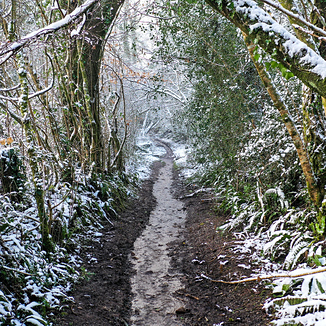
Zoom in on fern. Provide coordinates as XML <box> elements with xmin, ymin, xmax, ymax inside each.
<box><xmin>284</xmin><ymin>240</ymin><xmax>309</xmax><ymax>270</ymax></box>
<box><xmin>272</xmin><ymin>296</ymin><xmax>308</xmax><ymax>307</ymax></box>
<box><xmin>263</xmin><ymin>231</ymin><xmax>291</xmax><ymax>257</ymax></box>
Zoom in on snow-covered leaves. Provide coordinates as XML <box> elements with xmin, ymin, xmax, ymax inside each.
<box><xmin>0</xmin><ymin>164</ymin><xmax>133</xmax><ymax>324</ymax></box>
<box><xmin>0</xmin><ymin>195</ymin><xmax>79</xmax><ymax>324</ymax></box>
<box><xmin>265</xmin><ymin>269</ymin><xmax>326</xmax><ymax>325</ymax></box>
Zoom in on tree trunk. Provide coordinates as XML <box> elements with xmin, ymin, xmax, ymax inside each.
<box><xmin>243</xmin><ymin>34</ymin><xmax>321</xmax><ymax>206</ymax></box>
<box><xmin>61</xmin><ymin>0</ymin><xmax>124</xmax><ymax>174</ymax></box>
<box><xmin>18</xmin><ymin>54</ymin><xmax>53</xmax><ymax>252</ymax></box>
<box><xmin>243</xmin><ymin>33</ymin><xmax>326</xmax><ymax>236</ymax></box>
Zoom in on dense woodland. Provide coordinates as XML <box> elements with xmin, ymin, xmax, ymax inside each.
<box><xmin>2</xmin><ymin>0</ymin><xmax>326</xmax><ymax>324</ymax></box>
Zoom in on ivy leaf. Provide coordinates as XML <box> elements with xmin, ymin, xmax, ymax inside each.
<box><xmin>284</xmin><ymin>71</ymin><xmax>294</xmax><ymax>80</ymax></box>
<box><xmin>0</xmin><ymin>223</ymin><xmax>10</xmax><ymax>233</ymax></box>
<box><xmin>280</xmin><ymin>66</ymin><xmax>288</xmax><ymax>77</ymax></box>
<box><xmin>253</xmin><ymin>52</ymin><xmax>260</xmax><ymax>61</ymax></box>
<box><xmin>270</xmin><ymin>61</ymin><xmax>278</xmax><ymax>68</ymax></box>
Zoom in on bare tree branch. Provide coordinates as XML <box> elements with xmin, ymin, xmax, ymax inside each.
<box><xmin>28</xmin><ymin>53</ymin><xmax>55</xmax><ymax>100</ymax></box>
<box><xmin>0</xmin><ymin>53</ymin><xmax>55</xmax><ymax>101</ymax></box>
<box><xmin>0</xmin><ymin>0</ymin><xmax>99</xmax><ymax>64</ymax></box>
<box><xmin>0</xmin><ymin>84</ymin><xmax>20</xmax><ymax>92</ymax></box>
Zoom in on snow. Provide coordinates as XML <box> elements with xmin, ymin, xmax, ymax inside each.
<box><xmin>170</xmin><ymin>141</ymin><xmax>196</xmax><ymax>178</ymax></box>
<box><xmin>0</xmin><ymin>0</ymin><xmax>99</xmax><ymax>61</ymax></box>
<box><xmin>130</xmin><ymin>135</ymin><xmax>165</xmax><ymax>179</ymax></box>
<box><xmin>234</xmin><ymin>0</ymin><xmax>326</xmax><ymax>78</ymax></box>
<box><xmin>128</xmin><ymin>134</ymin><xmax>194</xmax><ymax>180</ymax></box>
<box><xmin>226</xmin><ymin>227</ymin><xmax>326</xmax><ymax>326</ymax></box>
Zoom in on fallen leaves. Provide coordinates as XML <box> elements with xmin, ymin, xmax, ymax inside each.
<box><xmin>0</xmin><ymin>137</ymin><xmax>14</xmax><ymax>146</ymax></box>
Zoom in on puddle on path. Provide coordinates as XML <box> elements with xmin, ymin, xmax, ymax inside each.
<box><xmin>130</xmin><ymin>157</ymin><xmax>186</xmax><ymax>325</ymax></box>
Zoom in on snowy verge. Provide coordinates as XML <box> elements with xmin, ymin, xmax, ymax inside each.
<box><xmin>127</xmin><ymin>134</ymin><xmax>196</xmax><ymax>180</ymax></box>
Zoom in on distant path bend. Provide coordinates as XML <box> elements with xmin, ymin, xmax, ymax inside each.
<box><xmin>154</xmin><ymin>138</ymin><xmax>175</xmax><ymax>158</ymax></box>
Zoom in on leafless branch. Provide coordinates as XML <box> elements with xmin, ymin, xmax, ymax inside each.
<box><xmin>28</xmin><ymin>53</ymin><xmax>55</xmax><ymax>100</ymax></box>
<box><xmin>0</xmin><ymin>0</ymin><xmax>99</xmax><ymax>64</ymax></box>
<box><xmin>0</xmin><ymin>84</ymin><xmax>20</xmax><ymax>92</ymax></box>
<box><xmin>201</xmin><ymin>266</ymin><xmax>326</xmax><ymax>284</ymax></box>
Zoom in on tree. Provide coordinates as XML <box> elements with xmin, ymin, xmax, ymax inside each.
<box><xmin>0</xmin><ymin>0</ymin><xmax>126</xmax><ymax>251</ymax></box>
<box><xmin>203</xmin><ymin>0</ymin><xmax>326</xmax><ymax>235</ymax></box>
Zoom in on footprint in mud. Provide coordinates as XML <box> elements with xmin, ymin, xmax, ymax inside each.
<box><xmin>130</xmin><ymin>157</ymin><xmax>186</xmax><ymax>326</ymax></box>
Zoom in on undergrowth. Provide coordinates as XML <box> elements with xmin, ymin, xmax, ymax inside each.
<box><xmin>0</xmin><ymin>168</ymin><xmax>135</xmax><ymax>325</ymax></box>
<box><xmin>208</xmin><ymin>176</ymin><xmax>326</xmax><ymax>326</ymax></box>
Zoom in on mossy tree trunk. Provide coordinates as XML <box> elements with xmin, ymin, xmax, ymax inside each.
<box><xmin>244</xmin><ymin>35</ymin><xmax>322</xmax><ymax>206</ymax></box>
<box><xmin>58</xmin><ymin>0</ymin><xmax>124</xmax><ymax>175</ymax></box>
<box><xmin>18</xmin><ymin>55</ymin><xmax>54</xmax><ymax>252</ymax></box>
<box><xmin>206</xmin><ymin>0</ymin><xmax>326</xmax><ymax>235</ymax></box>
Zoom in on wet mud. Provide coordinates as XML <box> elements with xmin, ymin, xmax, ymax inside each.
<box><xmin>54</xmin><ymin>141</ymin><xmax>271</xmax><ymax>326</ymax></box>
<box><xmin>130</xmin><ymin>157</ymin><xmax>186</xmax><ymax>325</ymax></box>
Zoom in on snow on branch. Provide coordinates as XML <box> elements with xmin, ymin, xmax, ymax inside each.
<box><xmin>0</xmin><ymin>0</ymin><xmax>99</xmax><ymax>64</ymax></box>
<box><xmin>0</xmin><ymin>84</ymin><xmax>20</xmax><ymax>92</ymax></box>
<box><xmin>261</xmin><ymin>0</ymin><xmax>326</xmax><ymax>38</ymax></box>
<box><xmin>206</xmin><ymin>0</ymin><xmax>326</xmax><ymax>97</ymax></box>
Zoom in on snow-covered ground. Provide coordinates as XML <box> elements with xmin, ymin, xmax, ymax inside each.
<box><xmin>228</xmin><ymin>230</ymin><xmax>326</xmax><ymax>326</ymax></box>
<box><xmin>128</xmin><ymin>134</ymin><xmax>196</xmax><ymax>180</ymax></box>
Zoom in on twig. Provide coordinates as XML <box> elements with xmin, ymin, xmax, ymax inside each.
<box><xmin>185</xmin><ymin>293</ymin><xmax>200</xmax><ymax>300</ymax></box>
<box><xmin>201</xmin><ymin>267</ymin><xmax>326</xmax><ymax>284</ymax></box>
<box><xmin>0</xmin><ymin>84</ymin><xmax>20</xmax><ymax>92</ymax></box>
<box><xmin>176</xmin><ymin>290</ymin><xmax>200</xmax><ymax>300</ymax></box>
<box><xmin>209</xmin><ymin>243</ymin><xmax>227</xmax><ymax>263</ymax></box>
<box><xmin>179</xmin><ymin>188</ymin><xmax>215</xmax><ymax>199</ymax></box>
<box><xmin>27</xmin><ymin>52</ymin><xmax>55</xmax><ymax>100</ymax></box>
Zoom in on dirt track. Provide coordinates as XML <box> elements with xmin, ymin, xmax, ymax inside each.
<box><xmin>130</xmin><ymin>156</ymin><xmax>186</xmax><ymax>325</ymax></box>
<box><xmin>55</xmin><ymin>142</ymin><xmax>271</xmax><ymax>325</ymax></box>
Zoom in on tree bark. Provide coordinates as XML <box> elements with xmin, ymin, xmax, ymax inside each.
<box><xmin>18</xmin><ymin>54</ymin><xmax>53</xmax><ymax>252</ymax></box>
<box><xmin>77</xmin><ymin>0</ymin><xmax>124</xmax><ymax>172</ymax></box>
<box><xmin>205</xmin><ymin>0</ymin><xmax>326</xmax><ymax>98</ymax></box>
<box><xmin>243</xmin><ymin>34</ymin><xmax>321</xmax><ymax>207</ymax></box>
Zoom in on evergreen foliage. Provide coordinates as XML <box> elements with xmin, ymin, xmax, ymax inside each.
<box><xmin>3</xmin><ymin>0</ymin><xmax>326</xmax><ymax>323</ymax></box>
<box><xmin>0</xmin><ymin>147</ymin><xmax>25</xmax><ymax>200</ymax></box>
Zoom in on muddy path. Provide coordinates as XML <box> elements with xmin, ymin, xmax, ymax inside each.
<box><xmin>54</xmin><ymin>141</ymin><xmax>271</xmax><ymax>326</ymax></box>
<box><xmin>130</xmin><ymin>144</ymin><xmax>186</xmax><ymax>325</ymax></box>
<box><xmin>53</xmin><ymin>160</ymin><xmax>162</xmax><ymax>326</ymax></box>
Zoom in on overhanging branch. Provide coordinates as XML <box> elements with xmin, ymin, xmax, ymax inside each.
<box><xmin>0</xmin><ymin>0</ymin><xmax>99</xmax><ymax>64</ymax></box>
<box><xmin>206</xmin><ymin>0</ymin><xmax>326</xmax><ymax>97</ymax></box>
